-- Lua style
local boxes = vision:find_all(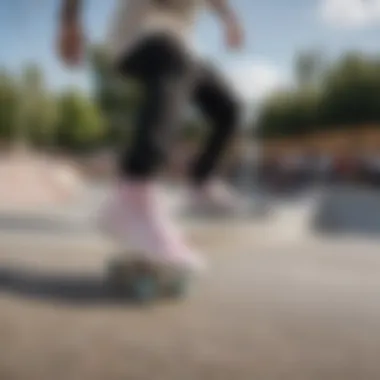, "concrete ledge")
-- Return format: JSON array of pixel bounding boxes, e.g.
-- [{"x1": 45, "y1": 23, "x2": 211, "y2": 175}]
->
[{"x1": 313, "y1": 186, "x2": 380, "y2": 236}]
